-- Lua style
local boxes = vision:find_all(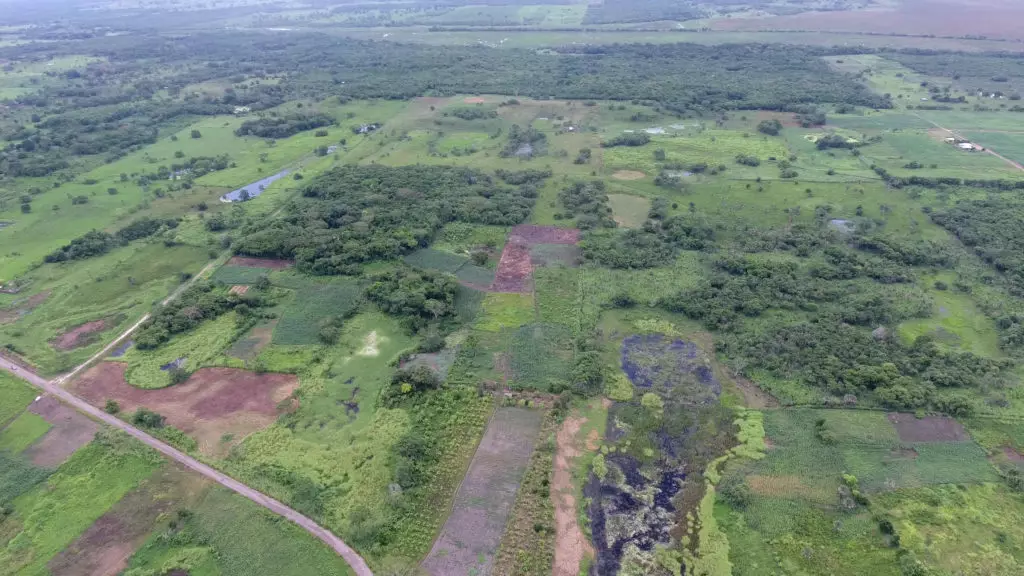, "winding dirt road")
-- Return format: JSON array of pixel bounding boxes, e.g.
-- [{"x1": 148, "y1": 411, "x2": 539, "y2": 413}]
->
[
  {"x1": 0, "y1": 357, "x2": 373, "y2": 576},
  {"x1": 915, "y1": 112, "x2": 1024, "y2": 172},
  {"x1": 0, "y1": 250, "x2": 373, "y2": 576}
]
